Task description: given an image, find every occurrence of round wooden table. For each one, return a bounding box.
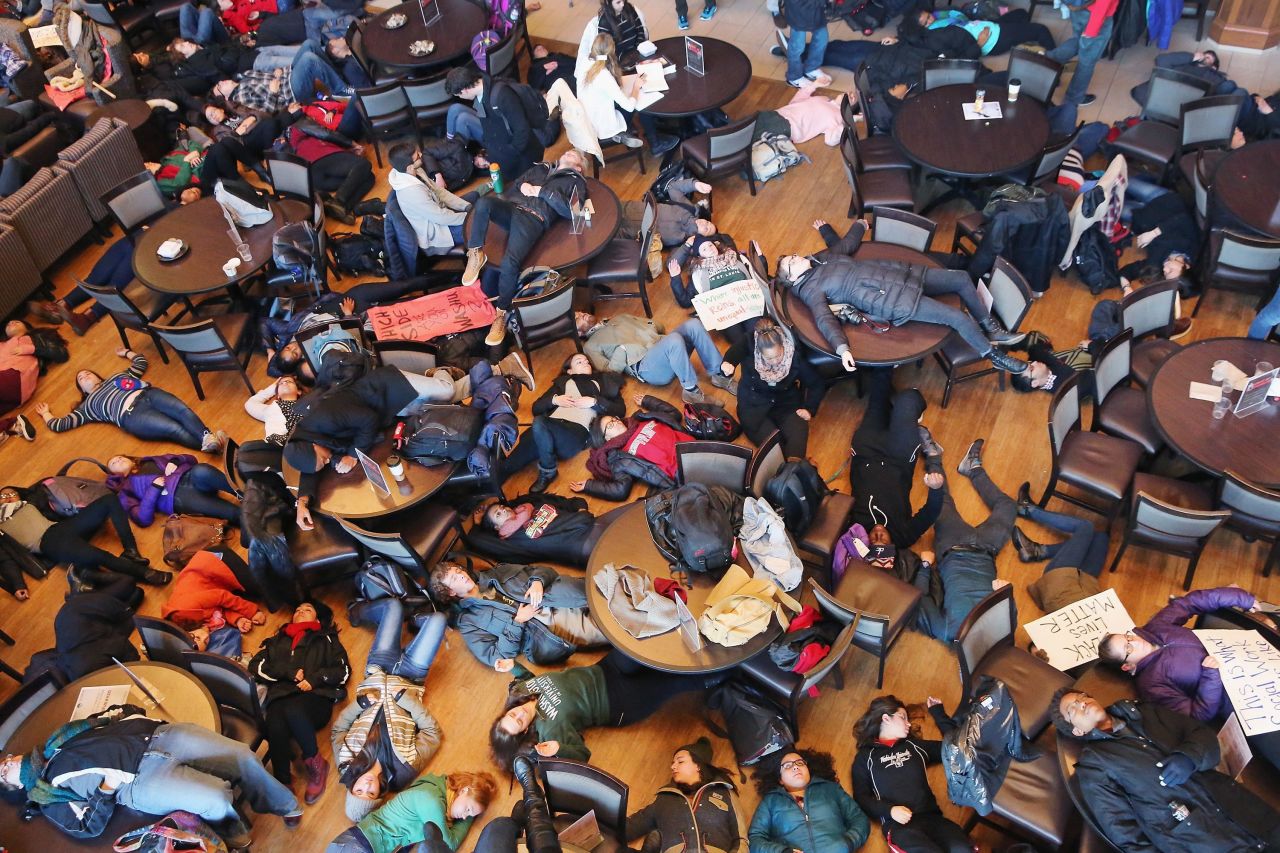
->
[363,0,488,74]
[134,197,283,297]
[1147,337,1280,487]
[644,37,752,118]
[281,434,456,519]
[780,242,961,366]
[585,502,782,673]
[893,84,1049,179]
[465,178,621,271]
[1210,139,1280,238]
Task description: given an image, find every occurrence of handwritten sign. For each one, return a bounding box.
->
[1022,588,1135,671]
[366,284,495,342]
[691,280,765,331]
[1194,629,1280,736]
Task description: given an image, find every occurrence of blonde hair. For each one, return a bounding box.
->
[585,33,622,85]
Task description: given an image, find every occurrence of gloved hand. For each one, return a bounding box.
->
[1157,753,1196,787]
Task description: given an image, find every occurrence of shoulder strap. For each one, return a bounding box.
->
[56,457,110,477]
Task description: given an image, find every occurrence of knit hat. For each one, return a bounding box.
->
[674,736,714,767]
[345,789,381,822]
[690,235,714,257]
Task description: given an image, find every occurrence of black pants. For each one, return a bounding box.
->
[118,388,210,449]
[852,367,936,469]
[466,195,549,310]
[504,416,590,476]
[598,649,714,726]
[740,401,809,460]
[265,691,334,783]
[884,812,972,853]
[175,464,239,521]
[990,9,1055,54]
[934,468,1016,558]
[39,494,146,578]
[310,151,375,209]
[674,0,714,16]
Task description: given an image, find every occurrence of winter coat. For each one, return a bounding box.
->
[384,192,420,282]
[499,160,587,224]
[747,776,871,853]
[584,315,664,373]
[531,370,625,423]
[53,584,140,681]
[583,396,691,501]
[967,194,1070,295]
[249,623,350,704]
[628,780,750,853]
[331,672,441,789]
[848,388,941,549]
[453,563,590,667]
[106,453,197,526]
[356,772,473,853]
[1132,586,1256,722]
[594,563,679,639]
[938,677,1039,814]
[477,78,545,182]
[851,735,946,823]
[240,473,302,610]
[513,665,612,762]
[723,317,826,417]
[898,19,981,59]
[784,0,828,32]
[464,493,597,566]
[1028,567,1101,613]
[1074,700,1277,853]
[914,548,1001,644]
[420,136,475,190]
[162,549,258,629]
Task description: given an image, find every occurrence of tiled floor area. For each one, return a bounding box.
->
[527,0,1280,126]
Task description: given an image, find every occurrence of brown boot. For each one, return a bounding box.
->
[484,308,509,346]
[54,303,97,337]
[462,247,487,285]
[497,351,535,392]
[303,754,329,804]
[27,301,64,326]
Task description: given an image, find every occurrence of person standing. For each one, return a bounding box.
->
[1045,0,1119,107]
[675,0,715,31]
[777,0,831,88]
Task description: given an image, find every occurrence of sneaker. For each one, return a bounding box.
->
[804,71,832,86]
[1079,93,1097,106]
[681,385,708,404]
[957,439,984,478]
[770,45,785,57]
[700,4,716,19]
[677,14,689,28]
[322,198,354,225]
[1169,317,1193,340]
[787,78,808,88]
[484,308,509,346]
[611,133,644,149]
[650,134,680,157]
[710,373,738,395]
[462,247,487,286]
[498,351,536,392]
[14,415,35,441]
[918,423,943,458]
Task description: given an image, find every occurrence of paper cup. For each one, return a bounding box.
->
[223,258,241,276]
[1008,78,1021,102]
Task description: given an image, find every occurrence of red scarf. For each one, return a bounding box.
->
[283,621,320,649]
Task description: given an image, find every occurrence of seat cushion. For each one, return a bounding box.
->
[12,125,64,170]
[834,561,922,640]
[1131,472,1214,510]
[585,237,641,283]
[279,197,311,224]
[183,314,251,366]
[990,748,1074,846]
[973,645,1073,738]
[936,334,986,371]
[680,133,711,168]
[797,492,854,559]
[1097,385,1163,454]
[1057,430,1143,502]
[400,504,460,565]
[861,169,915,210]
[288,514,359,583]
[956,210,985,241]
[1114,121,1179,164]
[1178,147,1228,187]
[1131,338,1181,386]
[219,706,263,747]
[860,136,912,171]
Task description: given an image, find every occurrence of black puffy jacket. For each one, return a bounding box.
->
[583,396,686,501]
[249,623,350,705]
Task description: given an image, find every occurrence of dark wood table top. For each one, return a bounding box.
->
[1147,337,1280,487]
[134,197,282,296]
[585,502,782,674]
[781,242,960,366]
[363,0,488,73]
[88,98,152,131]
[893,84,1049,179]
[644,37,752,118]
[282,434,456,519]
[1210,139,1280,239]
[465,178,621,270]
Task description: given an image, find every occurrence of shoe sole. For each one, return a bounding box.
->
[15,416,35,440]
[505,352,536,391]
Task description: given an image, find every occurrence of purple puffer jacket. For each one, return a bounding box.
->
[106,453,197,527]
[1132,586,1256,722]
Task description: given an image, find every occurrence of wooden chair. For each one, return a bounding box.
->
[374,340,438,373]
[933,257,1031,407]
[922,58,980,91]
[1121,279,1182,385]
[151,315,255,400]
[810,569,921,689]
[675,441,752,492]
[1218,469,1280,578]
[585,192,655,317]
[101,171,168,234]
[1115,93,1243,184]
[133,615,195,668]
[182,649,266,752]
[1192,229,1280,317]
[1109,473,1229,589]
[1091,329,1163,454]
[841,96,911,172]
[71,277,172,362]
[294,317,366,379]
[1007,47,1063,104]
[869,207,936,251]
[0,669,66,749]
[263,152,315,224]
[681,114,759,196]
[840,129,914,218]
[535,758,629,853]
[484,30,519,80]
[738,621,856,739]
[401,70,453,133]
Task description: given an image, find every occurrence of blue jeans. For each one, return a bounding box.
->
[1046,10,1113,105]
[364,598,447,681]
[66,235,178,320]
[119,388,211,450]
[175,464,239,520]
[447,103,483,143]
[179,3,229,44]
[914,268,993,355]
[288,41,353,102]
[635,318,724,389]
[1024,504,1108,576]
[786,25,828,83]
[1249,288,1280,340]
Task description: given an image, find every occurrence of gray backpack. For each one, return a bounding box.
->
[751,133,807,183]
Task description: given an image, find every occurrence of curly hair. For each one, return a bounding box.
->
[427,562,471,608]
[1049,685,1079,737]
[753,748,837,797]
[853,695,907,748]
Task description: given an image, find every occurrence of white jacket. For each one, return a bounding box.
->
[577,68,636,140]
[545,78,605,166]
[245,384,289,440]
[387,167,470,252]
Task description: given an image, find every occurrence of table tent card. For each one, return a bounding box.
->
[684,36,705,77]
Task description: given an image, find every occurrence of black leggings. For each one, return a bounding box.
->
[740,402,810,460]
[310,151,374,209]
[598,649,714,726]
[265,691,334,783]
[118,388,211,450]
[504,416,590,476]
[175,464,239,521]
[39,494,146,578]
[884,812,972,853]
[990,9,1055,54]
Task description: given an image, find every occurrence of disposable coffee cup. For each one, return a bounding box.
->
[223,258,241,276]
[1008,79,1021,102]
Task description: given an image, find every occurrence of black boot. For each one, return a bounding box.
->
[531,467,557,493]
[323,198,355,226]
[1012,527,1048,563]
[1016,481,1033,518]
[987,349,1028,374]
[412,822,450,853]
[513,755,562,853]
[120,548,148,567]
[980,316,1026,346]
[957,439,984,477]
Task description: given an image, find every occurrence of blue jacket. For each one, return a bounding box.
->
[453,562,590,667]
[748,777,870,853]
[384,194,419,282]
[1146,0,1181,49]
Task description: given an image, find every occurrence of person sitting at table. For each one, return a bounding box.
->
[467,491,606,567]
[444,67,548,193]
[489,649,722,769]
[620,175,716,249]
[577,0,650,72]
[747,748,871,853]
[246,376,304,444]
[1051,688,1280,853]
[722,316,826,459]
[578,310,736,403]
[578,33,679,156]
[249,599,351,804]
[458,148,589,347]
[626,737,748,853]
[105,452,240,526]
[428,560,607,674]
[774,219,1027,375]
[386,142,473,258]
[325,769,497,853]
[0,705,303,844]
[569,394,692,501]
[1096,585,1280,771]
[34,349,227,454]
[162,548,265,657]
[851,696,971,853]
[918,7,1055,56]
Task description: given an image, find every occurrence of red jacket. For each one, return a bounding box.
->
[622,419,690,479]
[1082,0,1118,38]
[219,0,277,34]
[162,550,258,628]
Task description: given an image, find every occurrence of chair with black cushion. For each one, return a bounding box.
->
[1109,473,1229,589]
[152,315,255,400]
[1111,69,1212,180]
[402,70,454,133]
[1007,47,1063,104]
[12,125,64,171]
[922,58,980,91]
[355,82,421,168]
[933,256,1030,407]
[747,429,788,499]
[1219,470,1280,578]
[676,441,752,493]
[738,621,855,739]
[964,745,1078,850]
[681,113,759,196]
[841,96,910,172]
[510,272,583,363]
[870,207,936,251]
[485,31,519,80]
[101,171,169,235]
[182,649,266,751]
[294,317,366,379]
[1192,229,1280,317]
[950,210,986,256]
[1191,150,1211,230]
[954,585,1074,739]
[335,504,463,581]
[841,129,914,218]
[81,0,156,44]
[72,277,172,362]
[810,565,921,688]
[585,192,654,317]
[1039,374,1144,533]
[1121,279,1182,384]
[1116,93,1244,184]
[1173,94,1245,181]
[264,152,316,224]
[1091,329,1163,455]
[134,615,195,668]
[287,513,362,591]
[0,669,66,750]
[374,340,438,373]
[1013,124,1082,187]
[536,758,629,853]
[345,20,397,86]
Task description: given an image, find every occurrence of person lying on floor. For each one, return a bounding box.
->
[161,548,265,656]
[466,491,606,568]
[569,394,693,501]
[105,452,240,526]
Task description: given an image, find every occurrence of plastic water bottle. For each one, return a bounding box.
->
[489,162,503,194]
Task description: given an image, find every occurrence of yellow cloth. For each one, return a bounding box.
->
[698,564,801,647]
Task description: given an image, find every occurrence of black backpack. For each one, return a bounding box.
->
[1071,225,1119,295]
[651,160,698,213]
[764,460,828,535]
[491,80,560,148]
[330,233,385,275]
[316,348,375,390]
[397,405,483,464]
[645,483,741,578]
[682,401,741,441]
[706,679,795,768]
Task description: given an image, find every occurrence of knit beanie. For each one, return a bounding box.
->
[345,789,381,822]
[675,736,714,767]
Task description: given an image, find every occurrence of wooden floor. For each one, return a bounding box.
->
[1,59,1277,853]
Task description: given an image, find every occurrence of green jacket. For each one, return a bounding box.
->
[518,665,611,762]
[747,778,870,853]
[356,773,473,853]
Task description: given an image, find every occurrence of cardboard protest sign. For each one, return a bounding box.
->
[1194,629,1280,736]
[1022,588,1135,671]
[691,280,765,331]
[366,284,495,342]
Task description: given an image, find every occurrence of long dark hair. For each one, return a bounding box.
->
[753,748,837,797]
[338,709,388,791]
[597,0,635,43]
[490,691,540,772]
[853,695,907,748]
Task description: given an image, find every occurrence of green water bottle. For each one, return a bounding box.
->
[489,162,503,194]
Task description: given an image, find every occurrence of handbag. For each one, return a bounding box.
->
[113,811,229,853]
[162,515,229,568]
[682,401,741,441]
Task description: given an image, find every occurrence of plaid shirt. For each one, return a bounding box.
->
[231,69,293,112]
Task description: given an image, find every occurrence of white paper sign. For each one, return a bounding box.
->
[1194,629,1280,736]
[963,101,1003,120]
[29,25,63,48]
[1022,588,1135,671]
[70,684,131,721]
[691,280,765,331]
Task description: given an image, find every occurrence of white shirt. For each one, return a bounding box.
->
[577,68,637,140]
[245,384,290,440]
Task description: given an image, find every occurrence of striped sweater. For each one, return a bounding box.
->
[48,355,150,432]
[331,672,441,783]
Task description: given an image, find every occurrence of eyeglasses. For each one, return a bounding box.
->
[780,758,807,772]
[1121,632,1137,665]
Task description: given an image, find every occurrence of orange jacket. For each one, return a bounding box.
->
[162,550,258,628]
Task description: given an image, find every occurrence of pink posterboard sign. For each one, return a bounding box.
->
[366,284,496,342]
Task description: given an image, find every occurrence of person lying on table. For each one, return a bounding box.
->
[458,148,589,347]
[775,219,1027,374]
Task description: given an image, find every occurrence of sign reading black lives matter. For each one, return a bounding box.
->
[1023,589,1135,671]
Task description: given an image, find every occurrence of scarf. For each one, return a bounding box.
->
[20,718,103,805]
[284,621,321,649]
[754,327,795,384]
[586,421,639,481]
[497,503,534,539]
